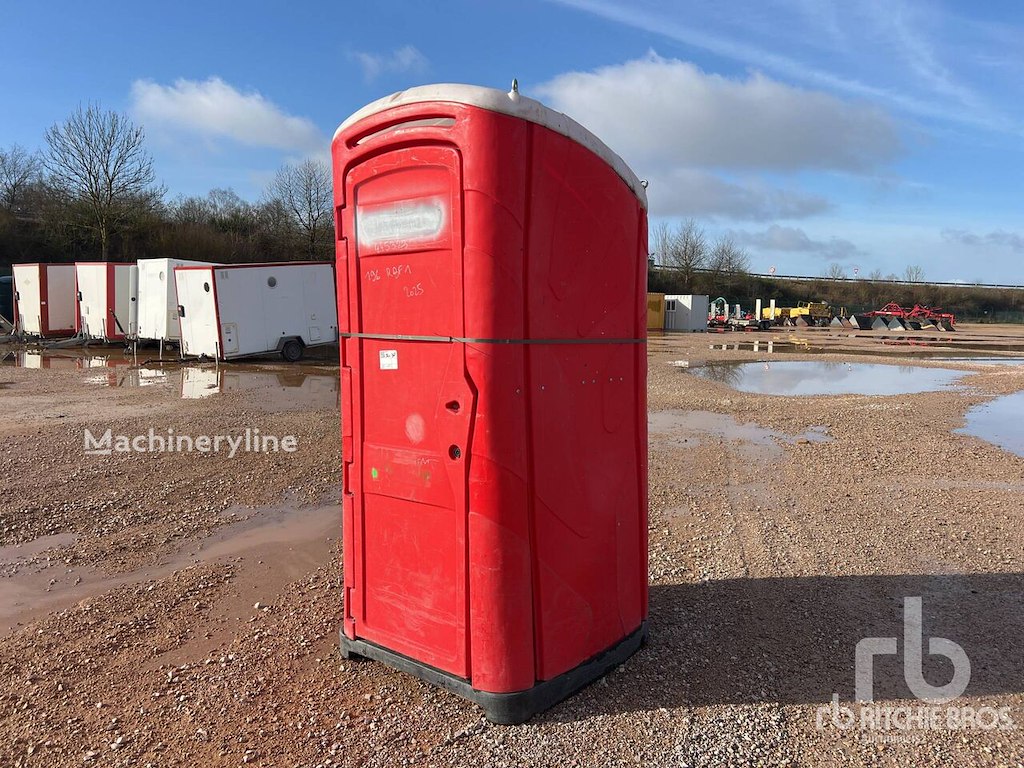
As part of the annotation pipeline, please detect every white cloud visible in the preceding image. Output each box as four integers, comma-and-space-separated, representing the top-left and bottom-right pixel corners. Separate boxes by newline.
130, 77, 324, 153
728, 225, 863, 261
350, 46, 428, 82
942, 228, 1024, 253
651, 170, 830, 221
537, 52, 900, 173
550, 0, 1011, 132
535, 52, 900, 219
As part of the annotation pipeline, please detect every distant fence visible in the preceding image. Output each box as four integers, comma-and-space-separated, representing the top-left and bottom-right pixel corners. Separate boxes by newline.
661, 265, 1024, 292
648, 265, 1024, 324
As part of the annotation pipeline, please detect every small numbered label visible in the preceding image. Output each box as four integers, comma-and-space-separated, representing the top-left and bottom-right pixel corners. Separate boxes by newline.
379, 349, 398, 370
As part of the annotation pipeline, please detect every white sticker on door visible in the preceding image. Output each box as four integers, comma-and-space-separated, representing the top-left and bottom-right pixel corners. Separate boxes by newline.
379, 349, 398, 370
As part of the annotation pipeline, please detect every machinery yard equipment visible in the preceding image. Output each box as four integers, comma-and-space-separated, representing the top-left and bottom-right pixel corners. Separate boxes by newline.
760, 300, 831, 327
790, 301, 831, 327
709, 297, 766, 330
864, 303, 956, 331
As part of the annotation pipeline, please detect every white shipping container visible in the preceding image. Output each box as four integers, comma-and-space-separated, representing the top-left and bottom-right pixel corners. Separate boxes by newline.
75, 262, 138, 341
12, 263, 77, 337
664, 294, 710, 332
137, 258, 214, 342
175, 262, 338, 361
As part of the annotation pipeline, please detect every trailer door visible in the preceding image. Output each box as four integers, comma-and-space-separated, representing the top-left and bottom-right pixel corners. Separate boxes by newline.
14, 266, 42, 334
176, 270, 219, 357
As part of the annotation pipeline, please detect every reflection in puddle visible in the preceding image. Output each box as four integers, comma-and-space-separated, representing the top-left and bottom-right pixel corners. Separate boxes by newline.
689, 361, 967, 396
706, 340, 1024, 362
178, 368, 339, 410
710, 340, 787, 354
957, 392, 1024, 458
1, 349, 338, 409
90, 367, 338, 409
649, 410, 830, 459
1, 350, 133, 370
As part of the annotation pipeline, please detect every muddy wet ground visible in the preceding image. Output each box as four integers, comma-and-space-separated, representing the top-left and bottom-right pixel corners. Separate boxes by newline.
1, 324, 1024, 767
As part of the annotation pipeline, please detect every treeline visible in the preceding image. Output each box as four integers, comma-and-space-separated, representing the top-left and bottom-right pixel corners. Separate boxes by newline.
0, 105, 333, 270
650, 219, 1024, 323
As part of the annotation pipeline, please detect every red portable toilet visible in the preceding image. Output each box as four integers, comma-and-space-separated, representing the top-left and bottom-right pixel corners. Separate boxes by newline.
331, 83, 649, 724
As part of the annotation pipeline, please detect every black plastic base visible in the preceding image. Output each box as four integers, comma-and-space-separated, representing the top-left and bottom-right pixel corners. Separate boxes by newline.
339, 621, 648, 724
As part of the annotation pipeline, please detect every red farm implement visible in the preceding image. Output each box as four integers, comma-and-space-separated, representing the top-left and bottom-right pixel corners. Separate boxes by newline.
862, 303, 957, 331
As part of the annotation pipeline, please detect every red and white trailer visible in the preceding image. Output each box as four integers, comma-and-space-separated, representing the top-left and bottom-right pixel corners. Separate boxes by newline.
12, 263, 77, 337
75, 262, 138, 342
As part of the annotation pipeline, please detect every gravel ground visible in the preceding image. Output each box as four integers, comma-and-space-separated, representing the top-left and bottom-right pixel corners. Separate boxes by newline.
1, 326, 1023, 767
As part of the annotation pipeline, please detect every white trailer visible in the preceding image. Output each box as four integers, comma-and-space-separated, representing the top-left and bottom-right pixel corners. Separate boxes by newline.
75, 262, 138, 341
664, 294, 710, 332
12, 263, 77, 337
136, 258, 214, 342
175, 262, 338, 361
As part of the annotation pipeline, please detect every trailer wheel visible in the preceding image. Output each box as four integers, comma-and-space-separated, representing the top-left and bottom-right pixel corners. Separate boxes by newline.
281, 339, 304, 362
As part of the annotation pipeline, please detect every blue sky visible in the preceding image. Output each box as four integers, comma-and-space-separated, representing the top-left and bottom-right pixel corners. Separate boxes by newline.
3, 0, 1023, 282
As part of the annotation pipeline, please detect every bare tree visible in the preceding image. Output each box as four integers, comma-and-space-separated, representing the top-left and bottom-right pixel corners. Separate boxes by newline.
171, 194, 212, 226
868, 268, 884, 281
656, 218, 709, 291
904, 264, 925, 283
824, 263, 846, 280
0, 144, 42, 212
670, 219, 708, 274
650, 222, 671, 266
266, 159, 333, 259
44, 104, 159, 259
707, 235, 750, 274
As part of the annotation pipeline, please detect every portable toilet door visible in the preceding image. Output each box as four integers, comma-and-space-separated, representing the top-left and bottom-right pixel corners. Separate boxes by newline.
333, 83, 649, 724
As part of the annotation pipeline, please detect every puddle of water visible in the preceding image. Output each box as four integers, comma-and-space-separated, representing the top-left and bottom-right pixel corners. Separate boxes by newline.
688, 361, 967, 396
649, 410, 830, 459
0, 532, 80, 566
709, 341, 804, 354
957, 392, 1024, 457
2, 349, 339, 410
706, 340, 1024, 362
180, 368, 339, 410
91, 367, 339, 409
1, 349, 133, 370
0, 494, 341, 635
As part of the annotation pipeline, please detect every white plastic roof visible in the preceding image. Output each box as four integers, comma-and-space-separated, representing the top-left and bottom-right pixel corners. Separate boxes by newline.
334, 83, 647, 209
